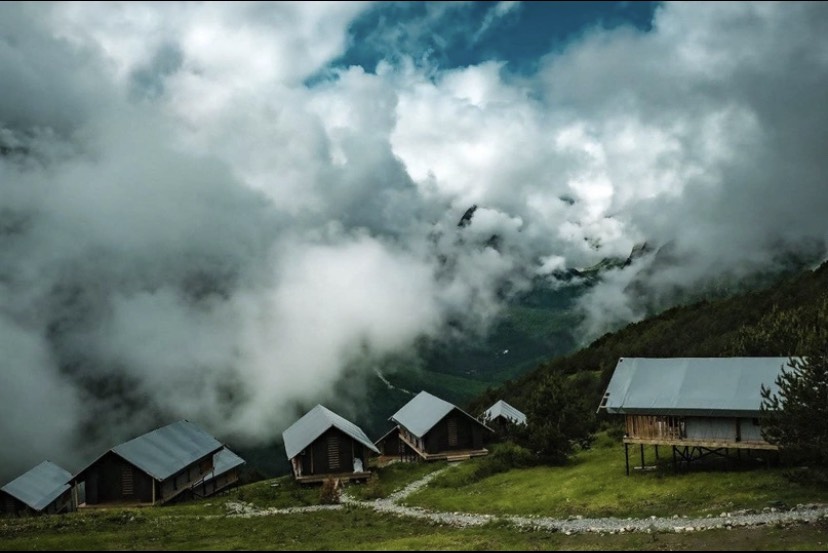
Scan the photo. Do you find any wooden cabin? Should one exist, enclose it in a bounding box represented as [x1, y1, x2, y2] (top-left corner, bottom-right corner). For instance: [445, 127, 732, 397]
[374, 427, 418, 463]
[482, 399, 527, 433]
[73, 420, 223, 506]
[188, 448, 246, 500]
[1, 461, 75, 516]
[599, 357, 788, 473]
[390, 391, 492, 462]
[282, 405, 380, 484]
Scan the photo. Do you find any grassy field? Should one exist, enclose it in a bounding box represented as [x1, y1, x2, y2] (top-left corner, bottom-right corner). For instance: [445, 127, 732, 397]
[2, 435, 828, 550]
[405, 433, 828, 519]
[2, 502, 827, 551]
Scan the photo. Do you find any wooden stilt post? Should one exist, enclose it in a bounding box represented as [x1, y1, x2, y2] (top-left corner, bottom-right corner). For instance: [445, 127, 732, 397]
[640, 444, 645, 469]
[625, 443, 630, 476]
[672, 446, 677, 472]
[655, 445, 660, 460]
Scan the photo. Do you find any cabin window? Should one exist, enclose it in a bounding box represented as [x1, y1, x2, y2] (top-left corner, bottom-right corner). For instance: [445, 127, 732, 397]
[447, 418, 458, 447]
[328, 435, 340, 470]
[121, 466, 134, 496]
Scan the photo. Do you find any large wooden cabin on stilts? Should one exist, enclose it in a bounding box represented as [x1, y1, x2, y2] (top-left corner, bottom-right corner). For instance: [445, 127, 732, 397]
[598, 357, 789, 474]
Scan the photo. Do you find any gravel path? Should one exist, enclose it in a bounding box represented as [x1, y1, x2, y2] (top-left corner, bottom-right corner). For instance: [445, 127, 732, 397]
[338, 466, 828, 535]
[223, 466, 828, 533]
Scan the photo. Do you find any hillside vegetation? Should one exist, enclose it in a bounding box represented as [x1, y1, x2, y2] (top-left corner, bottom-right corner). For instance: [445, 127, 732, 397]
[468, 260, 828, 418]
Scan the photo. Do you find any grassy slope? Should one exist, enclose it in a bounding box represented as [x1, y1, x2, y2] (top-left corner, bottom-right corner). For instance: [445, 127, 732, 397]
[3, 507, 827, 551]
[406, 434, 828, 519]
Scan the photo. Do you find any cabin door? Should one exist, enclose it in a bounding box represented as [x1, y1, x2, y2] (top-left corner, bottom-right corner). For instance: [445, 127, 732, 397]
[447, 418, 459, 447]
[327, 435, 341, 472]
[121, 465, 134, 497]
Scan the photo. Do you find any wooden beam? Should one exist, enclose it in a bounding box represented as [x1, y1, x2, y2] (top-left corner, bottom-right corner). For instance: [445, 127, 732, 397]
[623, 437, 778, 450]
[625, 443, 630, 476]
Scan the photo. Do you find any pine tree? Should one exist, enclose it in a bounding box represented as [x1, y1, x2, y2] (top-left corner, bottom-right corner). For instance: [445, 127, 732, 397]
[760, 298, 828, 474]
[515, 371, 595, 465]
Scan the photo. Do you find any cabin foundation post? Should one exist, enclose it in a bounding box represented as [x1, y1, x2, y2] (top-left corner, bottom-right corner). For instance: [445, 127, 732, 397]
[672, 446, 677, 472]
[624, 443, 630, 476]
[655, 445, 659, 460]
[639, 444, 645, 469]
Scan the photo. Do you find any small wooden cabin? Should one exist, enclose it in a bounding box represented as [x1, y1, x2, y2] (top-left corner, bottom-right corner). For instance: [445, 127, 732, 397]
[374, 427, 418, 463]
[73, 420, 223, 506]
[482, 399, 527, 432]
[189, 448, 246, 499]
[390, 391, 492, 461]
[282, 405, 380, 483]
[0, 461, 75, 516]
[599, 357, 788, 473]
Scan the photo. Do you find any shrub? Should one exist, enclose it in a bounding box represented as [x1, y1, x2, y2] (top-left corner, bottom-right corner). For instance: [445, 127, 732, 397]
[319, 478, 341, 504]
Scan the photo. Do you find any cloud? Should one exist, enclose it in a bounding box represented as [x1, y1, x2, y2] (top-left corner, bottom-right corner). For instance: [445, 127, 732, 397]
[2, 1, 828, 479]
[472, 1, 521, 43]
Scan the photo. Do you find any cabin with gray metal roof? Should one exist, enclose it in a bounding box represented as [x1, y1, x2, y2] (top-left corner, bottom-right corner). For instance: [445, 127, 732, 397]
[483, 400, 527, 427]
[1, 461, 75, 516]
[73, 420, 224, 505]
[282, 405, 380, 483]
[599, 357, 789, 474]
[389, 391, 492, 461]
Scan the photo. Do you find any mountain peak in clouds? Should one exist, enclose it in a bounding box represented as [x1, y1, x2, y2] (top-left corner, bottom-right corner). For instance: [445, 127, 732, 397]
[457, 204, 478, 227]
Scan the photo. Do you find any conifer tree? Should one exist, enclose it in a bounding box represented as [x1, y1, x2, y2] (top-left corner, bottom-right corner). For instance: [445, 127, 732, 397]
[760, 299, 828, 473]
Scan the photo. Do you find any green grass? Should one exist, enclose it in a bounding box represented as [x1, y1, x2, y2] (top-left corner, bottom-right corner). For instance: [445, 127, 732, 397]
[2, 503, 827, 551]
[147, 475, 321, 518]
[346, 461, 446, 501]
[405, 433, 828, 519]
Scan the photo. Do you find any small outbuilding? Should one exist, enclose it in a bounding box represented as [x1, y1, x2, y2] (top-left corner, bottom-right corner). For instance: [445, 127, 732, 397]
[189, 447, 246, 499]
[390, 391, 492, 461]
[599, 357, 788, 474]
[482, 399, 527, 430]
[73, 419, 224, 506]
[374, 426, 418, 463]
[282, 405, 380, 483]
[1, 461, 75, 516]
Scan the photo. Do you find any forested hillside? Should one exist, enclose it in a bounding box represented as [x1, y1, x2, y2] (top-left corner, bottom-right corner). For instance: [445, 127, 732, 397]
[468, 260, 828, 418]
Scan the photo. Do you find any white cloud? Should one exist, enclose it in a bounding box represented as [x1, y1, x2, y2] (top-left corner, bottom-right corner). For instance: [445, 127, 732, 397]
[2, 1, 828, 477]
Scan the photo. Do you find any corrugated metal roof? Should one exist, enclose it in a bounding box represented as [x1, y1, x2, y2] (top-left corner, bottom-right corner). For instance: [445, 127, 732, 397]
[282, 405, 380, 460]
[1, 461, 72, 511]
[211, 448, 245, 477]
[200, 448, 245, 484]
[112, 420, 223, 481]
[483, 400, 527, 425]
[602, 357, 790, 416]
[390, 390, 491, 438]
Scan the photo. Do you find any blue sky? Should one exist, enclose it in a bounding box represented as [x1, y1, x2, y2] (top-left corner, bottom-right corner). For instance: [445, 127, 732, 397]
[335, 1, 658, 74]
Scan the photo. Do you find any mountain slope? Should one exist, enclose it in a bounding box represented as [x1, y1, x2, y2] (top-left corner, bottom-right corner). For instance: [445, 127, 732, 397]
[467, 259, 828, 417]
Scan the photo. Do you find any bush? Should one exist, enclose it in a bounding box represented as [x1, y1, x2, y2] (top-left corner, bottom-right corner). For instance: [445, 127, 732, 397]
[489, 441, 535, 469]
[431, 443, 536, 489]
[319, 478, 341, 504]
